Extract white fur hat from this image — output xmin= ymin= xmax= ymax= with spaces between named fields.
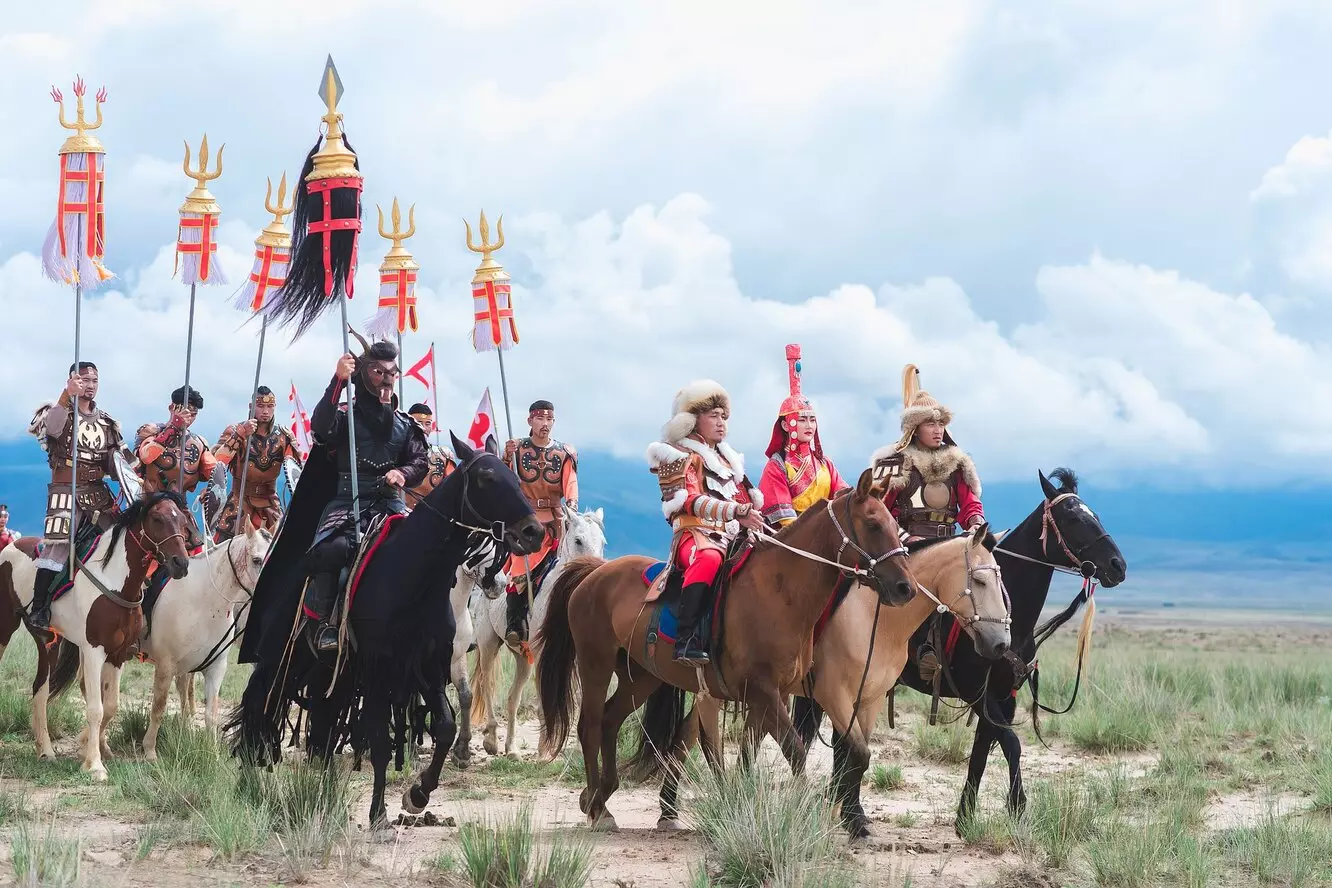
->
xmin=661 ymin=379 xmax=730 ymax=443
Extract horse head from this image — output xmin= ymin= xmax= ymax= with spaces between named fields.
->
xmin=836 ymin=469 xmax=915 ymax=607
xmin=449 ymin=432 xmax=545 ymax=556
xmin=557 ymin=505 xmax=608 ymax=563
xmin=111 ymin=491 xmax=193 ymax=580
xmin=235 ymin=522 xmax=273 ymax=590
xmin=1038 ymin=469 xmax=1126 ymax=587
xmin=916 ymin=523 xmax=1011 ymax=660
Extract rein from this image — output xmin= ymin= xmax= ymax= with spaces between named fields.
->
xmin=404 ymin=451 xmax=516 ymax=543
xmin=753 ymin=497 xmax=907 ymax=585
xmin=76 ymin=516 xmax=191 ymax=611
xmin=193 ymin=535 xmax=261 ymax=675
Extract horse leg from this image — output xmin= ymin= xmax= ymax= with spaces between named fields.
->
xmin=203 ymin=662 xmax=226 ymax=735
xmin=176 ymin=673 xmax=195 ymax=722
xmin=957 ymin=709 xmax=998 ymax=827
xmin=505 ymin=654 xmax=532 ymax=758
xmin=449 ymin=653 xmax=473 ymax=768
xmin=98 ymin=662 xmax=120 ymax=760
xmin=474 ymin=635 xmax=500 ymax=756
xmin=601 ymin=664 xmax=661 ymax=813
xmin=79 ymin=645 xmax=109 ymax=779
xmin=828 ymin=728 xmax=874 ymax=839
xmin=144 ymin=665 xmax=174 ymax=762
xmin=404 ymin=683 xmax=458 ymax=815
xmin=30 ymin=631 xmax=56 ymax=759
xmin=363 ymin=693 xmax=394 ymax=832
xmin=993 ymin=694 xmax=1027 ymax=816
xmin=575 ymin=652 xmax=616 ymax=830
xmin=750 ymin=682 xmax=808 ymax=776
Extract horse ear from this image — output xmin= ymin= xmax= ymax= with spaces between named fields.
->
xmin=451 ymin=431 xmax=475 ymax=461
xmin=854 ymin=468 xmax=875 ymax=500
xmin=1039 ymin=470 xmax=1058 ymax=501
xmin=594 ymin=507 xmax=604 ymax=525
xmin=484 ymin=435 xmax=500 ymax=457
xmin=969 ymin=521 xmax=989 ymax=547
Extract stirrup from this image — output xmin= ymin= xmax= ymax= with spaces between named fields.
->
xmin=918 ymin=650 xmax=940 ymax=683
xmin=673 ymin=637 xmax=710 ymax=666
xmin=28 ymin=607 xmax=52 ymax=631
xmin=504 ymin=629 xmax=524 ymax=651
xmin=314 ymin=622 xmax=339 ymax=653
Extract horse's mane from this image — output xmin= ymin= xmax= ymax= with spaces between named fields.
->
xmin=100 ymin=491 xmax=188 ymax=568
xmin=1049 ymin=467 xmax=1079 ymax=494
xmin=907 ymin=529 xmax=998 ymax=555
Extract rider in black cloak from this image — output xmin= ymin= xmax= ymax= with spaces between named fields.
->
xmin=240 ymin=338 xmax=428 ymax=661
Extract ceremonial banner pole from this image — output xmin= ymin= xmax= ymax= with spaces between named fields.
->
xmin=466 ymin=211 xmax=518 ymax=440
xmin=228 ymin=176 xmax=293 ymax=535
xmin=262 ymin=56 xmax=366 ymax=548
xmin=175 ymin=135 xmax=228 ymax=494
xmin=365 ymin=198 xmax=418 ymax=408
xmin=44 ymin=78 xmax=112 ymax=578
xmin=429 ymin=341 xmax=441 ymax=447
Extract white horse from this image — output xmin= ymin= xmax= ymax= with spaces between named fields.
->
xmin=0 ymin=493 xmax=193 ymax=779
xmin=138 ymin=524 xmax=271 ymax=760
xmin=440 ymin=535 xmax=508 ymax=768
xmin=470 ymin=505 xmax=606 ymax=758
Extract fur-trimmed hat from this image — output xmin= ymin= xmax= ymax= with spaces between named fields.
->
xmin=662 ymin=379 xmax=730 ymax=444
xmin=897 ymin=364 xmax=956 ymax=448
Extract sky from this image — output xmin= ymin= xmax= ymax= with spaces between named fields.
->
xmin=2 ymin=2 xmax=1331 ymax=608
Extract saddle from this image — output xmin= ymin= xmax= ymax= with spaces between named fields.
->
xmin=343 ymin=512 xmax=405 ymax=613
xmin=43 ymin=523 xmax=105 ymax=603
xmin=509 ymin=548 xmax=558 ymax=598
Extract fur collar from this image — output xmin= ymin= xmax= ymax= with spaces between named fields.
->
xmin=871 ymin=443 xmax=981 ymax=495
xmin=675 ymin=436 xmax=745 ymax=482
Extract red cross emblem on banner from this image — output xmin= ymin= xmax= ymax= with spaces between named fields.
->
xmin=56 ymin=153 xmax=106 ymax=260
xmin=378 ymin=268 xmax=419 ymax=333
xmin=472 ymin=279 xmax=519 ymax=349
xmin=177 ymin=213 xmax=220 ymax=281
xmin=248 ymin=244 xmax=290 ymax=312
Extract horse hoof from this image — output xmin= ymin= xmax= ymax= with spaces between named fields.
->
xmin=590 ymin=812 xmax=618 ymax=832
xmin=578 ymin=788 xmax=593 ymax=815
xmin=483 ymin=738 xmax=499 ymax=756
xmin=83 ymin=764 xmax=108 ymax=782
xmin=401 ymin=785 xmax=428 ymax=815
xmin=451 ymin=752 xmax=472 ymax=770
xmin=843 ymin=815 xmax=872 ymax=840
xmin=370 ymin=825 xmax=396 ymax=844
xmin=656 ymin=817 xmax=686 ymax=832
xmin=145 ymin=750 xmax=158 ymax=763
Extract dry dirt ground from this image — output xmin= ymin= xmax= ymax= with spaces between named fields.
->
xmin=0 ymin=617 xmax=1325 ymax=887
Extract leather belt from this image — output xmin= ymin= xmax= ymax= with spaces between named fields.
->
xmin=906 ymin=523 xmax=956 ymax=539
xmin=52 ymin=465 xmax=107 ymax=485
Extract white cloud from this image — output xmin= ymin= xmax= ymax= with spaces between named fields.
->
xmin=3 ymin=194 xmax=1328 ymax=490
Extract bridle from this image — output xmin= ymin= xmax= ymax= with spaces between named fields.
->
xmin=409 ymin=450 xmax=521 ymax=543
xmin=756 ymin=495 xmax=908 ymax=598
xmin=1000 ymin=492 xmax=1107 ymax=580
xmin=914 ymin=539 xmax=1012 ymax=630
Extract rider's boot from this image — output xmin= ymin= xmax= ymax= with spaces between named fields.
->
xmin=917 ymin=641 xmax=940 ymax=683
xmin=28 ymin=568 xmax=59 ymax=630
xmin=504 ymin=587 xmax=528 ymax=651
xmin=673 ymin=581 xmax=711 ymax=666
xmin=303 ymin=571 xmax=341 ymax=653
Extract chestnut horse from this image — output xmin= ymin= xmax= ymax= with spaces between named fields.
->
xmin=537 ymin=471 xmax=915 ymax=829
xmin=654 ymin=524 xmax=1012 ymax=836
xmin=0 ymin=491 xmax=194 ymax=778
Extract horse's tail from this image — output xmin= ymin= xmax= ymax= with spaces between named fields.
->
xmin=223 ymin=657 xmax=284 ymax=765
xmin=46 ymin=638 xmax=82 ymax=699
xmin=536 ymin=555 xmax=602 ymax=755
xmin=627 ymin=681 xmax=689 ymax=780
xmin=792 ymin=695 xmax=824 ymax=749
xmin=469 ymin=627 xmax=496 ymax=727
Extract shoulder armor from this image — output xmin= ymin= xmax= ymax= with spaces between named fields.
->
xmin=28 ymin=403 xmax=53 ymax=452
xmin=870 ymin=451 xmax=905 ymax=492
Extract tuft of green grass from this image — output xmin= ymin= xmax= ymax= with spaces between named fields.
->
xmin=114 ymin=717 xmax=226 ymax=819
xmin=868 ymin=763 xmax=904 ymax=791
xmin=456 ymin=803 xmax=592 ymax=888
xmin=0 ymin=785 xmax=32 ymax=825
xmin=1024 ymin=775 xmax=1101 ymax=867
xmin=108 ymin=705 xmax=149 ymax=755
xmin=684 ymin=759 xmax=858 ymax=888
xmin=1211 ymin=813 xmax=1332 ymax=888
xmin=911 ymin=717 xmax=970 ymax=765
xmin=11 ymin=819 xmax=82 ymax=888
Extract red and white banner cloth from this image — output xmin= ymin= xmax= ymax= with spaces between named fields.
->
xmin=288 ymin=383 xmax=313 ymax=458
xmin=471 ymin=279 xmax=518 ymax=352
xmin=467 ymin=389 xmax=500 ymax=453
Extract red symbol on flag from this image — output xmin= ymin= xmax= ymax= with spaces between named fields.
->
xmin=467 ymin=389 xmax=500 ymax=453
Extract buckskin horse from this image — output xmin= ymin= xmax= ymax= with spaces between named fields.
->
xmin=650 ymin=523 xmax=1012 ymax=837
xmin=794 ymin=468 xmax=1127 ymax=827
xmin=0 ymin=491 xmax=195 ymax=779
xmin=537 ymin=471 xmax=915 ymax=830
xmin=227 ymin=435 xmax=544 ymax=828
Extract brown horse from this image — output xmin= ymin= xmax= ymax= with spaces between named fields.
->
xmin=537 ymin=470 xmax=915 ymax=829
xmin=0 ymin=491 xmax=194 ymax=778
xmin=656 ymin=524 xmax=1011 ymax=836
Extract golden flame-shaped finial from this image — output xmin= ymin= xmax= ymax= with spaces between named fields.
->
xmin=255 ymin=173 xmax=293 ymax=249
xmin=377 ymin=198 xmax=419 ymax=272
xmin=52 ymin=76 xmax=108 ymax=155
xmin=308 ymin=56 xmax=359 ymax=181
xmin=180 ymin=134 xmax=224 ymax=215
xmin=465 ymin=210 xmax=508 ymax=283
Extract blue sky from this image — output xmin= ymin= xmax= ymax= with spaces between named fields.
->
xmin=2 ymin=2 xmax=1331 ymax=610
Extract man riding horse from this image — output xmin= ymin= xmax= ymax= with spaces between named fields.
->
xmin=137 ymin=386 xmax=219 ymax=507
xmin=647 ymin=380 xmax=765 ymax=665
xmin=759 ymin=344 xmax=848 ymax=527
xmin=28 ymin=361 xmax=137 ymax=630
xmin=870 ymin=363 xmax=987 ymax=680
xmin=213 ymin=385 xmax=302 ymax=542
xmin=501 ymin=399 xmax=579 ymax=651
xmin=0 ymin=505 xmax=18 ymax=550
xmin=286 ymin=338 xmax=429 ymax=652
xmin=405 ymin=403 xmax=457 ymax=502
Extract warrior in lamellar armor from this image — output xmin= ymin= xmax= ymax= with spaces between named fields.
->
xmin=647 ymin=380 xmax=765 ymax=665
xmin=501 ymin=399 xmax=578 ymax=650
xmin=27 ymin=361 xmax=136 ymax=629
xmin=870 ymin=364 xmax=986 ymax=679
xmin=137 ymin=386 xmax=218 ymax=503
xmin=298 ymin=341 xmax=429 ymax=651
xmin=405 ymin=403 xmax=457 ymax=502
xmin=213 ymin=385 xmax=302 ymax=541
xmin=759 ymin=344 xmax=848 ymax=527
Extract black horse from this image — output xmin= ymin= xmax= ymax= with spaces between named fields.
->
xmin=226 ymin=434 xmax=544 ymax=826
xmin=794 ymin=468 xmax=1127 ymax=826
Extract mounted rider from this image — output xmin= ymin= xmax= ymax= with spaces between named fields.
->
xmin=759 ymin=344 xmax=848 ymax=527
xmin=870 ymin=363 xmax=986 ymax=679
xmin=298 ymin=339 xmax=429 ymax=651
xmin=27 ymin=361 xmax=137 ymax=630
xmin=647 ymin=380 xmax=764 ymax=665
xmin=0 ymin=505 xmax=18 ymax=550
xmin=137 ymin=386 xmax=219 ymax=506
xmin=405 ymin=403 xmax=457 ymax=503
xmin=501 ymin=399 xmax=578 ymax=651
xmin=213 ymin=385 xmax=302 ymax=542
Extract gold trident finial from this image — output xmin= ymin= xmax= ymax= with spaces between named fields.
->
xmin=180 ymin=135 xmax=224 ymax=215
xmin=256 ymin=173 xmax=293 ymax=249
xmin=52 ymin=76 xmax=107 ymax=155
xmin=466 ymin=211 xmax=508 ymax=283
xmin=377 ymin=198 xmax=419 ymax=272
